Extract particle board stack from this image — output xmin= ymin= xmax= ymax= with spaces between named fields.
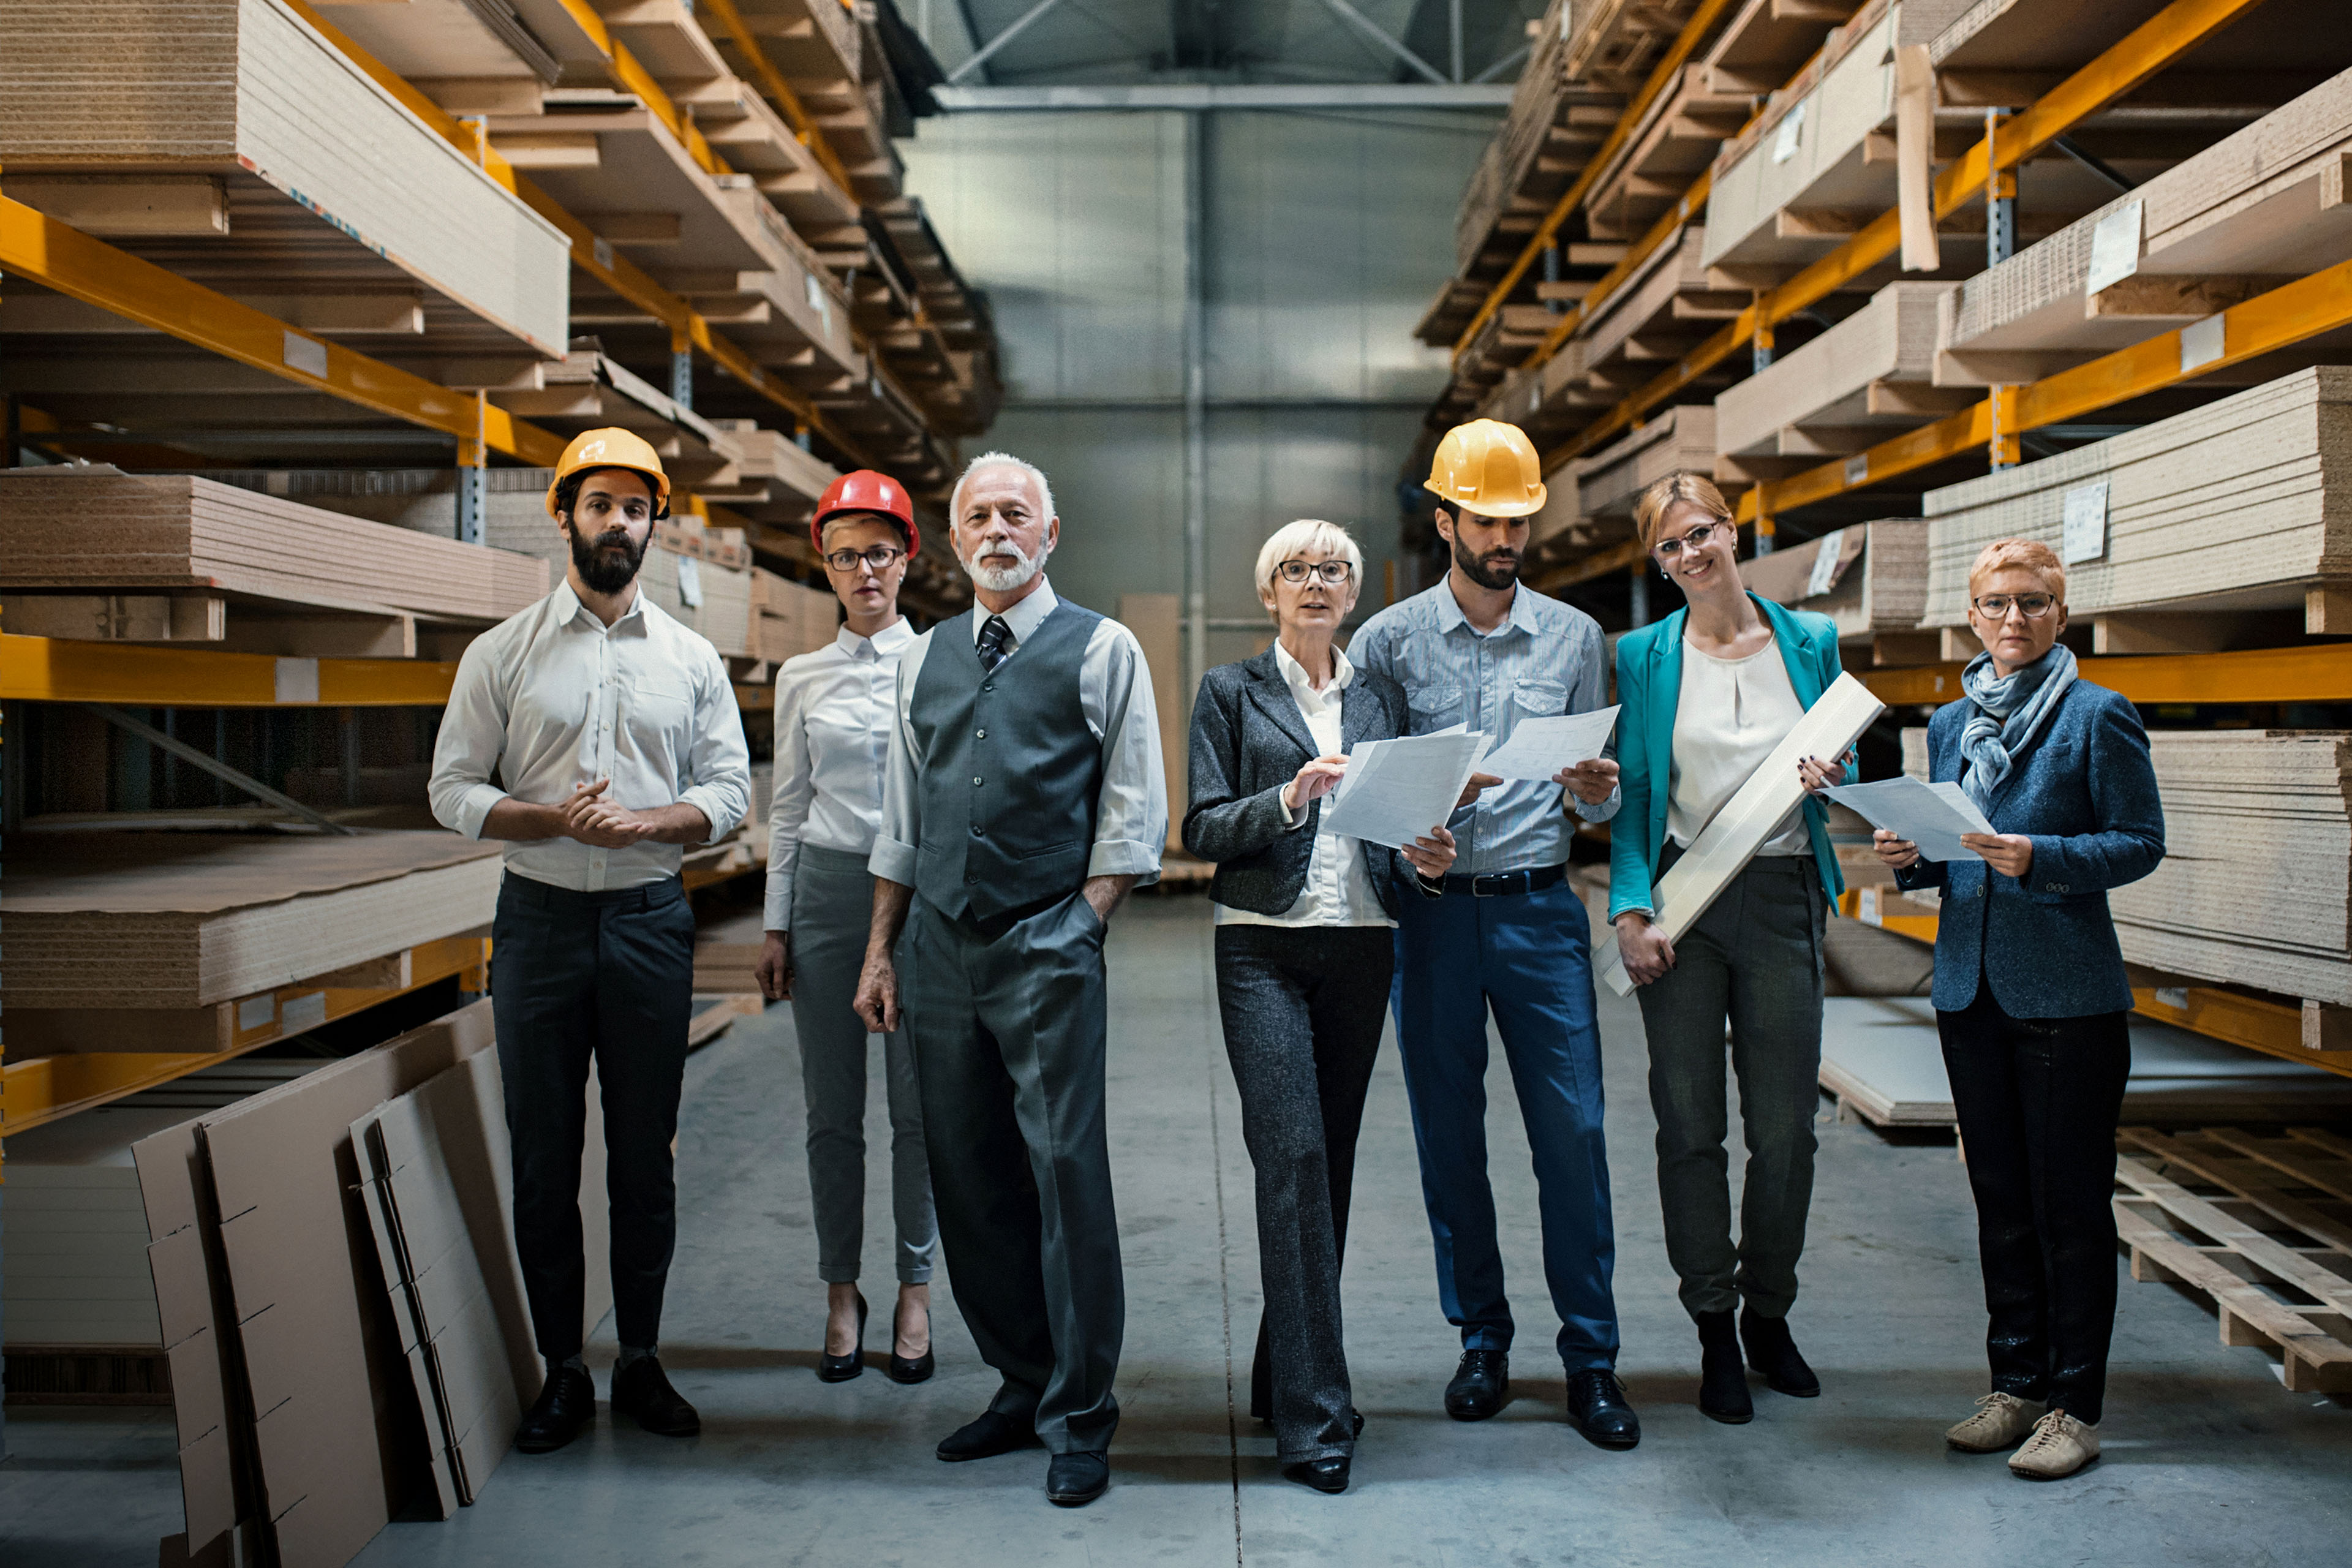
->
xmin=0 ymin=0 xmax=573 ymax=358
xmin=1918 ymin=367 xmax=2352 ymax=630
xmin=1573 ymin=403 xmax=1719 ymax=543
xmin=1714 ymin=281 xmax=1955 ymax=484
xmin=1581 ymin=65 xmax=1757 ymax=243
xmin=1936 ymin=68 xmax=2352 ymax=388
xmin=1702 ymin=0 xmax=1863 ymax=97
xmin=1738 ymin=518 xmax=1932 ymax=660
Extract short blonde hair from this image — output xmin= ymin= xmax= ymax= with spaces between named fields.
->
xmin=1254 ymin=519 xmax=1363 ymax=610
xmin=1967 ymin=537 xmax=2067 ymax=601
xmin=1634 ymin=470 xmax=1733 ymax=550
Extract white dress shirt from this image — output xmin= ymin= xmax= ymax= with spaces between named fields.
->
xmin=763 ymin=617 xmax=914 ymax=929
xmin=430 ymin=580 xmax=752 ymax=892
xmin=870 ymin=579 xmax=1166 ymax=889
xmin=1668 ymin=632 xmax=1809 ymax=856
xmin=1215 ymin=640 xmax=1393 ymax=929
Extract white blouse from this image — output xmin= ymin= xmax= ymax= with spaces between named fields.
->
xmin=1668 ymin=633 xmax=1810 ymax=857
xmin=763 ymin=617 xmax=916 ymax=930
xmin=1215 ymin=641 xmax=1395 ymax=930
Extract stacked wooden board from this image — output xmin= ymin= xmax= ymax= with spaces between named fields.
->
xmin=1739 ymin=518 xmax=1933 ymax=662
xmin=1918 ymin=367 xmax=2352 ymax=630
xmin=1714 ymin=282 xmax=1954 ymax=483
xmin=1562 ymin=403 xmax=1718 ymax=551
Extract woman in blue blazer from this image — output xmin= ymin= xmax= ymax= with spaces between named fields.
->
xmin=1873 ymin=537 xmax=2162 ymax=1480
xmin=1609 ymin=473 xmax=1849 ymax=1426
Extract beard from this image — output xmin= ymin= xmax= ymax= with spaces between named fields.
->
xmin=1452 ymin=531 xmax=1521 ymax=591
xmin=959 ymin=533 xmax=1049 ymax=594
xmin=569 ymin=522 xmax=645 ymax=595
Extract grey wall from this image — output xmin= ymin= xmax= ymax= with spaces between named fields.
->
xmin=899 ymin=105 xmax=1493 ymax=674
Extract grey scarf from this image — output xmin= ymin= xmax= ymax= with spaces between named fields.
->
xmin=1958 ymin=644 xmax=2077 ymax=813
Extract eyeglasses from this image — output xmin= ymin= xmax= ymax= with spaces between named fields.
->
xmin=824 ymin=545 xmax=905 ymax=574
xmin=1653 ymin=521 xmax=1724 ymax=559
xmin=1275 ymin=559 xmax=1353 ymax=585
xmin=1971 ymin=592 xmax=2059 ymax=620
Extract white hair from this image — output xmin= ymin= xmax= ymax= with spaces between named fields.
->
xmin=1254 ymin=518 xmax=1363 ymax=609
xmin=950 ymin=450 xmax=1056 ymax=529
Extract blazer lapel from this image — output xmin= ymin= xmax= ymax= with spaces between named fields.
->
xmin=1339 ymin=677 xmax=1385 ymax=750
xmin=1242 ymin=649 xmax=1318 ymax=760
xmin=1755 ymin=595 xmax=1827 ymax=708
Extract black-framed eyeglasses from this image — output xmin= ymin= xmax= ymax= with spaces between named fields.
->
xmin=1972 ymin=592 xmax=2058 ymax=620
xmin=1276 ymin=559 xmax=1353 ymax=585
xmin=1653 ymin=521 xmax=1724 ymax=559
xmin=825 ymin=545 xmax=905 ymax=574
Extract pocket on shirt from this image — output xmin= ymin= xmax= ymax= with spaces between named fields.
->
xmin=1408 ymin=684 xmax=1464 ymax=732
xmin=624 ymin=679 xmax=693 ymax=747
xmin=1513 ymin=678 xmax=1566 ymax=715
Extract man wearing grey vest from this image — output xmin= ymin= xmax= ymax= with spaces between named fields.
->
xmin=854 ymin=451 xmax=1166 ymax=1508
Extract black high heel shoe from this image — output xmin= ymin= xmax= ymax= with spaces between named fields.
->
xmin=817 ymin=1292 xmax=867 ymax=1382
xmin=888 ymin=1295 xmax=935 ymax=1384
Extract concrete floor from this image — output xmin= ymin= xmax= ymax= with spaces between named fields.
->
xmin=7 ymin=895 xmax=2350 ymax=1566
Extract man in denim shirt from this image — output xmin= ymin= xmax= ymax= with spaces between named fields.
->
xmin=1349 ymin=420 xmax=1637 ymax=1450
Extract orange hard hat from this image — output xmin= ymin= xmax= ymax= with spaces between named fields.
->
xmin=545 ymin=427 xmax=671 ymax=519
xmin=812 ymin=469 xmax=920 ymax=557
xmin=1427 ymin=419 xmax=1547 ymax=518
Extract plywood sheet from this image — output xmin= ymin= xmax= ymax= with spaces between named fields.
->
xmin=1742 ymin=519 xmax=1927 ymax=641
xmin=1716 ymin=281 xmax=1951 ymax=456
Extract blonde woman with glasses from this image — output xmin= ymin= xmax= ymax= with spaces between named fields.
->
xmin=1183 ymin=519 xmax=1460 ymax=1495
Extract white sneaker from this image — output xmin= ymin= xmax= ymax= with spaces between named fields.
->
xmin=1945 ymin=1391 xmax=2043 ymax=1452
xmin=2008 ymin=1409 xmax=2100 ymax=1479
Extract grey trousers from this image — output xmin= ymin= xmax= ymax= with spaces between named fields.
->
xmin=1635 ymin=850 xmax=1826 ymax=1321
xmin=1215 ymin=924 xmax=1391 ymax=1463
xmin=902 ymin=888 xmax=1123 ymax=1455
xmin=790 ymin=844 xmax=937 ymax=1286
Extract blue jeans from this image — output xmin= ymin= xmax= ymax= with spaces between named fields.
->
xmin=1393 ymin=876 xmax=1619 ymax=1370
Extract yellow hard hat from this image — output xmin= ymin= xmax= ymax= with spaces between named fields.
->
xmin=545 ymin=427 xmax=671 ymax=518
xmin=1427 ymin=419 xmax=1547 ymax=518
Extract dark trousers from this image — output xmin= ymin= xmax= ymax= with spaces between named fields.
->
xmin=1215 ymin=924 xmax=1392 ymax=1463
xmin=1635 ymin=850 xmax=1826 ymax=1321
xmin=903 ymin=889 xmax=1123 ymax=1455
xmin=1939 ymin=985 xmax=2131 ymax=1425
xmin=1392 ymin=876 xmax=1619 ymax=1370
xmin=491 ymin=872 xmax=696 ymax=1362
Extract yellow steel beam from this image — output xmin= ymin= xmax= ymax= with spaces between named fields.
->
xmin=0 ymin=633 xmax=460 ymax=707
xmin=2132 ymin=986 xmax=2352 ymax=1077
xmin=699 ymin=0 xmax=859 ymax=200
xmin=0 ymin=197 xmax=568 ymax=465
xmin=1450 ymin=0 xmax=1742 ymax=361
xmin=1535 ymin=0 xmax=2273 ymax=472
xmin=1866 ymin=642 xmax=2352 ymax=709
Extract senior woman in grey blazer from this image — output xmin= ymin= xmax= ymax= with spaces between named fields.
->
xmin=1185 ymin=519 xmax=1461 ymax=1496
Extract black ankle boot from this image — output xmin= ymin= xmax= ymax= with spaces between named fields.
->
xmin=1740 ymin=1305 xmax=1820 ymax=1397
xmin=1695 ymin=1311 xmax=1754 ymax=1425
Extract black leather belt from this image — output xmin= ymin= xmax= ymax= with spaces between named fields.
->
xmin=1436 ymin=864 xmax=1567 ymax=898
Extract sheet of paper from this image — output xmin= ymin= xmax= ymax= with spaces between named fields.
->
xmin=1320 ymin=730 xmax=1487 ymax=850
xmin=1822 ymin=775 xmax=1995 ymax=863
xmin=1475 ymin=706 xmax=1621 ymax=782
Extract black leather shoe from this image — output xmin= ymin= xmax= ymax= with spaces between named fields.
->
xmin=818 ymin=1292 xmax=867 ymax=1383
xmin=609 ymin=1355 xmax=699 ymax=1436
xmin=1444 ymin=1348 xmax=1509 ymax=1421
xmin=937 ymin=1409 xmax=1039 ymax=1463
xmin=1352 ymin=1408 xmax=1365 ymax=1438
xmin=1696 ymin=1311 xmax=1754 ymax=1425
xmin=1740 ymin=1306 xmax=1821 ymax=1397
xmin=1566 ymin=1369 xmax=1641 ymax=1450
xmin=888 ymin=1348 xmax=935 ymax=1384
xmin=514 ymin=1363 xmax=595 ymax=1453
xmin=1046 ymin=1450 xmax=1110 ymax=1506
xmin=1282 ymin=1455 xmax=1351 ymax=1494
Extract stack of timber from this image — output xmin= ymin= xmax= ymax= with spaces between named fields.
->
xmin=1700 ymin=0 xmax=1864 ymax=97
xmin=1936 ymin=67 xmax=2352 ymax=390
xmin=498 ymin=347 xmax=740 ymax=489
xmin=1918 ymin=368 xmax=2352 ymax=646
xmin=2113 ymin=1128 xmax=2352 ymax=1395
xmin=1739 ymin=518 xmax=1934 ymax=663
xmin=0 ymin=467 xmax=548 ymax=657
xmin=1713 ymin=281 xmax=1957 ymax=489
xmin=1581 ymin=66 xmax=1757 ymax=243
xmin=861 ymin=197 xmax=1005 ymax=437
xmin=1540 ymin=404 xmax=1719 ymax=568
xmin=0 ymin=0 xmax=573 ymax=360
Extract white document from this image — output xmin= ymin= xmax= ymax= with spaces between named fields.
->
xmin=1319 ymin=729 xmax=1487 ymax=850
xmin=1822 ymin=776 xmax=1994 ymax=864
xmin=1476 ymin=706 xmax=1621 ymax=782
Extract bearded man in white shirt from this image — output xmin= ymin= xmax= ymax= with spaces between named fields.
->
xmin=429 ymin=428 xmax=752 ymax=1455
xmin=852 ymin=451 xmax=1166 ymax=1509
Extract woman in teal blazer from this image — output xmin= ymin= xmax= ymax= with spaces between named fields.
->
xmin=1608 ymin=473 xmax=1847 ymax=1427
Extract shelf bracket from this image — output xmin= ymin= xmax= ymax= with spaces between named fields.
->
xmin=84 ymin=703 xmax=356 ymax=834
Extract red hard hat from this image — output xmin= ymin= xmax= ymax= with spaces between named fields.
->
xmin=812 ymin=469 xmax=919 ymax=557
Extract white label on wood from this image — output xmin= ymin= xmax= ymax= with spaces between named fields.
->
xmin=281 ymin=330 xmax=329 ymax=379
xmin=1806 ymin=529 xmax=1847 ymax=598
xmin=2084 ymin=200 xmax=2144 ymax=298
xmin=274 ymin=657 xmax=321 ymax=704
xmin=2155 ymin=986 xmax=2188 ymax=1009
xmin=1772 ymin=102 xmax=1806 ymax=165
xmin=239 ymin=994 xmax=277 ymax=1032
xmin=1529 ymin=381 xmax=1542 ymax=413
xmin=805 ymin=273 xmax=824 ymax=312
xmin=2180 ymin=313 xmax=2226 ymax=373
xmin=281 ymin=992 xmax=328 ymax=1034
xmin=676 ymin=554 xmax=705 ymax=608
xmin=593 ymin=236 xmax=615 ymax=274
xmin=1858 ymin=887 xmax=1882 ymax=925
xmin=1843 ymin=454 xmax=1869 ymax=485
xmin=2061 ymin=481 xmax=2110 ymax=565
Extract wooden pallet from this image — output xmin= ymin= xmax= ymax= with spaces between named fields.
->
xmin=2114 ymin=1128 xmax=2352 ymax=1393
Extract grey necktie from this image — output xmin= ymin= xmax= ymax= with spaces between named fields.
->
xmin=977 ymin=614 xmax=1012 ymax=672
